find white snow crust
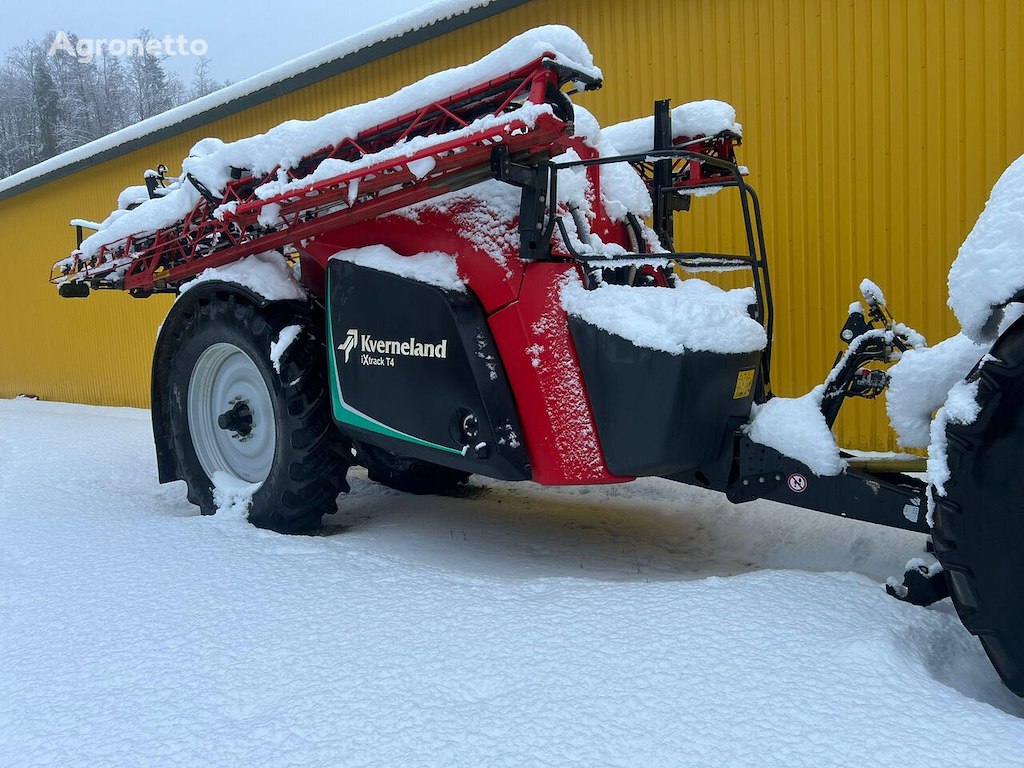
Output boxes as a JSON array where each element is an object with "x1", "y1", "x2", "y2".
[
  {"x1": 3, "y1": 397, "x2": 1023, "y2": 766},
  {"x1": 76, "y1": 179, "x2": 202, "y2": 261},
  {"x1": 407, "y1": 156, "x2": 437, "y2": 179},
  {"x1": 601, "y1": 100, "x2": 742, "y2": 157},
  {"x1": 948, "y1": 154, "x2": 1024, "y2": 342},
  {"x1": 859, "y1": 277, "x2": 886, "y2": 307},
  {"x1": 561, "y1": 274, "x2": 765, "y2": 355},
  {"x1": 743, "y1": 330, "x2": 903, "y2": 476},
  {"x1": 270, "y1": 325, "x2": 303, "y2": 374},
  {"x1": 68, "y1": 218, "x2": 103, "y2": 230},
  {"x1": 565, "y1": 106, "x2": 655, "y2": 222},
  {"x1": 745, "y1": 386, "x2": 845, "y2": 476},
  {"x1": 395, "y1": 99, "x2": 661, "y2": 263},
  {"x1": 74, "y1": 25, "x2": 598, "y2": 260},
  {"x1": 927, "y1": 378, "x2": 982, "y2": 504},
  {"x1": 893, "y1": 321, "x2": 927, "y2": 350},
  {"x1": 177, "y1": 251, "x2": 306, "y2": 301},
  {"x1": 210, "y1": 471, "x2": 259, "y2": 521},
  {"x1": 248, "y1": 102, "x2": 555, "y2": 202},
  {"x1": 331, "y1": 245, "x2": 465, "y2": 291},
  {"x1": 116, "y1": 185, "x2": 151, "y2": 210},
  {"x1": 392, "y1": 178, "x2": 522, "y2": 276},
  {"x1": 886, "y1": 333, "x2": 988, "y2": 448}
]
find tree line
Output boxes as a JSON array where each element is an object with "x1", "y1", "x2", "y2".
[{"x1": 0, "y1": 30, "x2": 229, "y2": 179}]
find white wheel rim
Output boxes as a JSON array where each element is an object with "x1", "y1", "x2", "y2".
[{"x1": 188, "y1": 342, "x2": 276, "y2": 484}]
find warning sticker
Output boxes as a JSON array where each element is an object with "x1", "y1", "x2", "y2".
[
  {"x1": 733, "y1": 369, "x2": 756, "y2": 399},
  {"x1": 787, "y1": 473, "x2": 808, "y2": 493}
]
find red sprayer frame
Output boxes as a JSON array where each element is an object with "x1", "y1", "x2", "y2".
[{"x1": 51, "y1": 57, "x2": 584, "y2": 297}]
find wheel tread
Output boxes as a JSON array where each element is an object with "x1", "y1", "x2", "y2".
[
  {"x1": 156, "y1": 290, "x2": 350, "y2": 534},
  {"x1": 934, "y1": 317, "x2": 1024, "y2": 696}
]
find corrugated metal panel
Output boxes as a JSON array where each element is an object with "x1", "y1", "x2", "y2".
[
  {"x1": 2, "y1": 0, "x2": 1022, "y2": 450},
  {"x1": 562, "y1": 0, "x2": 1024, "y2": 450}
]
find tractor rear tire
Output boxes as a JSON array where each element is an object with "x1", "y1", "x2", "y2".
[
  {"x1": 355, "y1": 441, "x2": 470, "y2": 496},
  {"x1": 933, "y1": 316, "x2": 1024, "y2": 696},
  {"x1": 160, "y1": 290, "x2": 351, "y2": 533}
]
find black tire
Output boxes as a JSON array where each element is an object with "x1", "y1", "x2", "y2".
[
  {"x1": 355, "y1": 441, "x2": 470, "y2": 496},
  {"x1": 933, "y1": 316, "x2": 1024, "y2": 696},
  {"x1": 159, "y1": 290, "x2": 350, "y2": 533}
]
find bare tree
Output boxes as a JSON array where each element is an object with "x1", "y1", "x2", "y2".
[{"x1": 191, "y1": 56, "x2": 230, "y2": 100}]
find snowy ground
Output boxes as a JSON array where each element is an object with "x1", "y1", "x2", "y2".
[{"x1": 2, "y1": 398, "x2": 1023, "y2": 767}]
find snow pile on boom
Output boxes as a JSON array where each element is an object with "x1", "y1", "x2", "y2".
[
  {"x1": 601, "y1": 99, "x2": 742, "y2": 155},
  {"x1": 51, "y1": 26, "x2": 602, "y2": 294},
  {"x1": 53, "y1": 18, "x2": 756, "y2": 305}
]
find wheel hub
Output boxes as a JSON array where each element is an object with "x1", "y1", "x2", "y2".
[
  {"x1": 217, "y1": 399, "x2": 254, "y2": 440},
  {"x1": 187, "y1": 342, "x2": 276, "y2": 484}
]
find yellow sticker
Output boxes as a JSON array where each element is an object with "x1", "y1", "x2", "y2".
[{"x1": 733, "y1": 369, "x2": 756, "y2": 399}]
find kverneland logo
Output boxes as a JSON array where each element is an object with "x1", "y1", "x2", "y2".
[
  {"x1": 338, "y1": 328, "x2": 448, "y2": 364},
  {"x1": 339, "y1": 329, "x2": 358, "y2": 363}
]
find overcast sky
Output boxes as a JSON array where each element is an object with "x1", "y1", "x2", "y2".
[{"x1": 0, "y1": 0, "x2": 429, "y2": 84}]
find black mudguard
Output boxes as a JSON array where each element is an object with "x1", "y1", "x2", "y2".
[
  {"x1": 568, "y1": 315, "x2": 761, "y2": 477},
  {"x1": 326, "y1": 259, "x2": 530, "y2": 481}
]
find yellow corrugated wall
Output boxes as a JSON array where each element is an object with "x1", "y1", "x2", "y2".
[{"x1": 1, "y1": 0, "x2": 1021, "y2": 449}]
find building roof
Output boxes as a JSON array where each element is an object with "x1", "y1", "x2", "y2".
[{"x1": 0, "y1": 0, "x2": 531, "y2": 202}]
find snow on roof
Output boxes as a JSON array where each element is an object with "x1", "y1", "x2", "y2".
[{"x1": 0, "y1": 0, "x2": 529, "y2": 200}]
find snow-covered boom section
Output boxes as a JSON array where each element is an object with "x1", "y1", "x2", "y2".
[{"x1": 52, "y1": 31, "x2": 602, "y2": 297}]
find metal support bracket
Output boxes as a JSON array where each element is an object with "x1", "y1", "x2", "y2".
[
  {"x1": 728, "y1": 437, "x2": 930, "y2": 534},
  {"x1": 490, "y1": 145, "x2": 551, "y2": 261},
  {"x1": 652, "y1": 99, "x2": 675, "y2": 251}
]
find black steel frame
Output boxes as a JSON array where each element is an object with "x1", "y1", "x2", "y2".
[{"x1": 491, "y1": 140, "x2": 775, "y2": 399}]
